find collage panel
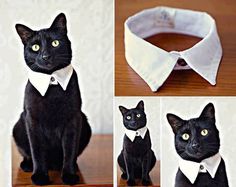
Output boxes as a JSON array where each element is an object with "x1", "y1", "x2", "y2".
[
  {"x1": 161, "y1": 97, "x2": 236, "y2": 187},
  {"x1": 114, "y1": 97, "x2": 160, "y2": 186},
  {"x1": 115, "y1": 0, "x2": 236, "y2": 96},
  {"x1": 0, "y1": 0, "x2": 113, "y2": 186}
]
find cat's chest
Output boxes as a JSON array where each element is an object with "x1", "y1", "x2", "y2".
[
  {"x1": 176, "y1": 159, "x2": 228, "y2": 187},
  {"x1": 28, "y1": 86, "x2": 75, "y2": 106},
  {"x1": 123, "y1": 135, "x2": 151, "y2": 157},
  {"x1": 24, "y1": 76, "x2": 81, "y2": 122},
  {"x1": 178, "y1": 171, "x2": 224, "y2": 187}
]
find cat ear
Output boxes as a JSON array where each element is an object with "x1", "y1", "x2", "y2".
[
  {"x1": 136, "y1": 100, "x2": 144, "y2": 111},
  {"x1": 166, "y1": 113, "x2": 184, "y2": 134},
  {"x1": 119, "y1": 106, "x2": 128, "y2": 115},
  {"x1": 199, "y1": 103, "x2": 215, "y2": 122},
  {"x1": 15, "y1": 24, "x2": 34, "y2": 45},
  {"x1": 50, "y1": 13, "x2": 67, "y2": 34}
]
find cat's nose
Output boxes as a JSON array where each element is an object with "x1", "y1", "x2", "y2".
[
  {"x1": 192, "y1": 143, "x2": 200, "y2": 150},
  {"x1": 42, "y1": 54, "x2": 51, "y2": 61}
]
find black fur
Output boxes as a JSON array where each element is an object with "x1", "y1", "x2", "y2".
[
  {"x1": 13, "y1": 13, "x2": 91, "y2": 185},
  {"x1": 117, "y1": 100, "x2": 156, "y2": 186},
  {"x1": 167, "y1": 103, "x2": 228, "y2": 187}
]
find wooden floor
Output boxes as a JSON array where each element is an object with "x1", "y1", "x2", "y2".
[
  {"x1": 115, "y1": 0, "x2": 236, "y2": 96},
  {"x1": 12, "y1": 135, "x2": 113, "y2": 187},
  {"x1": 117, "y1": 161, "x2": 160, "y2": 187}
]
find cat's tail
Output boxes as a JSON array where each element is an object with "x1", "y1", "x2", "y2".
[{"x1": 78, "y1": 112, "x2": 92, "y2": 156}]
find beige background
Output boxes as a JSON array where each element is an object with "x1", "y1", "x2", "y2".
[
  {"x1": 161, "y1": 97, "x2": 236, "y2": 187},
  {"x1": 0, "y1": 0, "x2": 113, "y2": 186}
]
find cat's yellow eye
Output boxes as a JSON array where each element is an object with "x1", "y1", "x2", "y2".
[
  {"x1": 52, "y1": 40, "x2": 60, "y2": 47},
  {"x1": 182, "y1": 133, "x2": 190, "y2": 141},
  {"x1": 32, "y1": 44, "x2": 40, "y2": 51},
  {"x1": 201, "y1": 129, "x2": 208, "y2": 136},
  {"x1": 126, "y1": 116, "x2": 131, "y2": 120},
  {"x1": 136, "y1": 114, "x2": 141, "y2": 118}
]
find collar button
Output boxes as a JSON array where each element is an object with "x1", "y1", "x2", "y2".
[
  {"x1": 177, "y1": 58, "x2": 187, "y2": 66},
  {"x1": 136, "y1": 132, "x2": 139, "y2": 136},
  {"x1": 51, "y1": 77, "x2": 55, "y2": 82},
  {"x1": 200, "y1": 165, "x2": 204, "y2": 170}
]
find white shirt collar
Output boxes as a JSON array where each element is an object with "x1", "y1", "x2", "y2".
[
  {"x1": 125, "y1": 126, "x2": 148, "y2": 142},
  {"x1": 125, "y1": 6, "x2": 222, "y2": 92},
  {"x1": 28, "y1": 64, "x2": 73, "y2": 96},
  {"x1": 178, "y1": 153, "x2": 222, "y2": 184}
]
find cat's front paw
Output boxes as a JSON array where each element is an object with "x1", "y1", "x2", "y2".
[
  {"x1": 142, "y1": 175, "x2": 151, "y2": 186},
  {"x1": 127, "y1": 179, "x2": 136, "y2": 186},
  {"x1": 62, "y1": 173, "x2": 80, "y2": 185},
  {"x1": 31, "y1": 172, "x2": 50, "y2": 185},
  {"x1": 20, "y1": 159, "x2": 33, "y2": 172},
  {"x1": 142, "y1": 178, "x2": 151, "y2": 186},
  {"x1": 121, "y1": 172, "x2": 127, "y2": 180}
]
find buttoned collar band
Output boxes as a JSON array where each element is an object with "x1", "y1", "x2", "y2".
[
  {"x1": 125, "y1": 126, "x2": 148, "y2": 142},
  {"x1": 124, "y1": 6, "x2": 222, "y2": 92},
  {"x1": 178, "y1": 153, "x2": 221, "y2": 184},
  {"x1": 28, "y1": 64, "x2": 73, "y2": 96}
]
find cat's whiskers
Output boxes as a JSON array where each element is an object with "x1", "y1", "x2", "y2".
[{"x1": 30, "y1": 64, "x2": 40, "y2": 71}]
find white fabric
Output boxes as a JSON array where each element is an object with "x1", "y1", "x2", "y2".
[
  {"x1": 28, "y1": 64, "x2": 73, "y2": 96},
  {"x1": 124, "y1": 6, "x2": 222, "y2": 92},
  {"x1": 178, "y1": 153, "x2": 222, "y2": 184},
  {"x1": 125, "y1": 126, "x2": 148, "y2": 142}
]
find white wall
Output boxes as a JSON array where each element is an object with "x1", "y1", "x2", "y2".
[
  {"x1": 0, "y1": 0, "x2": 113, "y2": 186},
  {"x1": 161, "y1": 97, "x2": 236, "y2": 187},
  {"x1": 114, "y1": 97, "x2": 161, "y2": 186}
]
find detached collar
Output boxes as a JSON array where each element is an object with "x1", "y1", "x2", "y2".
[
  {"x1": 28, "y1": 64, "x2": 73, "y2": 96},
  {"x1": 125, "y1": 6, "x2": 222, "y2": 92},
  {"x1": 178, "y1": 153, "x2": 221, "y2": 184},
  {"x1": 125, "y1": 126, "x2": 148, "y2": 142}
]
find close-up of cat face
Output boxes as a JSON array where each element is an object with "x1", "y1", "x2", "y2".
[
  {"x1": 167, "y1": 103, "x2": 220, "y2": 162},
  {"x1": 119, "y1": 100, "x2": 147, "y2": 130},
  {"x1": 15, "y1": 13, "x2": 72, "y2": 74}
]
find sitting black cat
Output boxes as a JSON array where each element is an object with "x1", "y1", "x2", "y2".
[
  {"x1": 167, "y1": 103, "x2": 229, "y2": 187},
  {"x1": 13, "y1": 13, "x2": 91, "y2": 185},
  {"x1": 117, "y1": 100, "x2": 156, "y2": 186}
]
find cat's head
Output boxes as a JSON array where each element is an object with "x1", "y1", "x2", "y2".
[
  {"x1": 119, "y1": 100, "x2": 147, "y2": 130},
  {"x1": 166, "y1": 103, "x2": 220, "y2": 162},
  {"x1": 15, "y1": 13, "x2": 72, "y2": 74}
]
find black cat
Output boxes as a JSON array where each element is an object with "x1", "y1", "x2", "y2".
[
  {"x1": 13, "y1": 13, "x2": 91, "y2": 185},
  {"x1": 117, "y1": 100, "x2": 156, "y2": 186},
  {"x1": 167, "y1": 103, "x2": 229, "y2": 187}
]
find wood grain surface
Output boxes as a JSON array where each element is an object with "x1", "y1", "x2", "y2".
[
  {"x1": 115, "y1": 0, "x2": 236, "y2": 96},
  {"x1": 117, "y1": 161, "x2": 160, "y2": 187},
  {"x1": 12, "y1": 135, "x2": 113, "y2": 187}
]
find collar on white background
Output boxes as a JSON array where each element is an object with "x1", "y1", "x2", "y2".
[
  {"x1": 28, "y1": 64, "x2": 73, "y2": 96},
  {"x1": 178, "y1": 153, "x2": 221, "y2": 184},
  {"x1": 125, "y1": 126, "x2": 148, "y2": 142},
  {"x1": 124, "y1": 6, "x2": 222, "y2": 92}
]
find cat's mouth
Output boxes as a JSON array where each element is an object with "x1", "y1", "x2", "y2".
[
  {"x1": 126, "y1": 123, "x2": 144, "y2": 130},
  {"x1": 187, "y1": 151, "x2": 202, "y2": 157},
  {"x1": 186, "y1": 149, "x2": 203, "y2": 159},
  {"x1": 36, "y1": 61, "x2": 55, "y2": 70},
  {"x1": 127, "y1": 125, "x2": 138, "y2": 130}
]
